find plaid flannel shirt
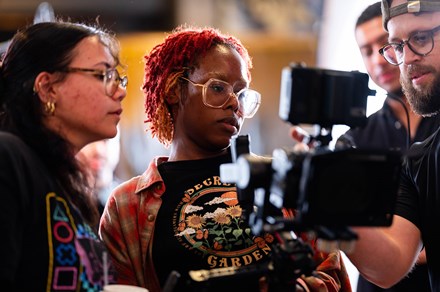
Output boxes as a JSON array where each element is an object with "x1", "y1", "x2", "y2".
[{"x1": 99, "y1": 156, "x2": 352, "y2": 292}]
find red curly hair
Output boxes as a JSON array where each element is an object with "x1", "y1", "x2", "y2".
[{"x1": 142, "y1": 24, "x2": 253, "y2": 147}]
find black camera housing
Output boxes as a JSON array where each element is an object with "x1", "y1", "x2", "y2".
[
  {"x1": 198, "y1": 65, "x2": 403, "y2": 291},
  {"x1": 224, "y1": 145, "x2": 401, "y2": 234},
  {"x1": 221, "y1": 65, "x2": 402, "y2": 235},
  {"x1": 279, "y1": 63, "x2": 376, "y2": 127}
]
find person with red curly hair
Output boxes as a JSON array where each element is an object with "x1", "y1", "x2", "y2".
[{"x1": 99, "y1": 24, "x2": 351, "y2": 292}]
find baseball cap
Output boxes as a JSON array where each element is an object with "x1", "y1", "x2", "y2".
[{"x1": 382, "y1": 0, "x2": 440, "y2": 31}]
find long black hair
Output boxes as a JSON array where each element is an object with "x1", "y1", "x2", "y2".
[{"x1": 0, "y1": 21, "x2": 120, "y2": 226}]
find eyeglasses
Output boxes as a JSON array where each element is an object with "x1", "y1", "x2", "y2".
[
  {"x1": 180, "y1": 77, "x2": 261, "y2": 118},
  {"x1": 62, "y1": 67, "x2": 128, "y2": 97},
  {"x1": 379, "y1": 25, "x2": 440, "y2": 65}
]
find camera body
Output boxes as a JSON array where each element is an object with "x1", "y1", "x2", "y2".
[{"x1": 224, "y1": 145, "x2": 401, "y2": 235}]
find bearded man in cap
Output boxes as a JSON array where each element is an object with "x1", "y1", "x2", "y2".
[{"x1": 348, "y1": 1, "x2": 440, "y2": 291}]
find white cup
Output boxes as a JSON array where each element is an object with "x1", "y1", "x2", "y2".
[{"x1": 102, "y1": 284, "x2": 149, "y2": 292}]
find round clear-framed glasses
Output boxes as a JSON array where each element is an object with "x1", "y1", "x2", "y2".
[
  {"x1": 61, "y1": 67, "x2": 128, "y2": 97},
  {"x1": 379, "y1": 25, "x2": 440, "y2": 65},
  {"x1": 180, "y1": 77, "x2": 261, "y2": 118}
]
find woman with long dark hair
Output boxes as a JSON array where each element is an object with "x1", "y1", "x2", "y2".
[{"x1": 0, "y1": 21, "x2": 127, "y2": 291}]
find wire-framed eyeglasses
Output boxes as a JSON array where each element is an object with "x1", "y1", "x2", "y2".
[
  {"x1": 180, "y1": 77, "x2": 261, "y2": 118},
  {"x1": 379, "y1": 25, "x2": 440, "y2": 65},
  {"x1": 62, "y1": 67, "x2": 128, "y2": 97}
]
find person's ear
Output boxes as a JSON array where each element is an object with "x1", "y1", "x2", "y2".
[
  {"x1": 33, "y1": 72, "x2": 56, "y2": 104},
  {"x1": 166, "y1": 94, "x2": 179, "y2": 105},
  {"x1": 165, "y1": 84, "x2": 181, "y2": 105},
  {"x1": 34, "y1": 72, "x2": 58, "y2": 115}
]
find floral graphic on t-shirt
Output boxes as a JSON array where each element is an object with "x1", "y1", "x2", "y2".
[{"x1": 174, "y1": 186, "x2": 273, "y2": 266}]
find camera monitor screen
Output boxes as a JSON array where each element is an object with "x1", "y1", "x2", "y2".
[{"x1": 279, "y1": 65, "x2": 376, "y2": 128}]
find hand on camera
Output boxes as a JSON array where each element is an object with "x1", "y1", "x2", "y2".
[{"x1": 290, "y1": 126, "x2": 312, "y2": 152}]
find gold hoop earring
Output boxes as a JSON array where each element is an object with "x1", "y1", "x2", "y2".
[{"x1": 44, "y1": 101, "x2": 56, "y2": 116}]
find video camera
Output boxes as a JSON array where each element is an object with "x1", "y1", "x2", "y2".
[
  {"x1": 186, "y1": 64, "x2": 403, "y2": 292},
  {"x1": 221, "y1": 63, "x2": 402, "y2": 239}
]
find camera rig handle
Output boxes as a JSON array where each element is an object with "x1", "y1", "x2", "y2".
[{"x1": 231, "y1": 134, "x2": 251, "y2": 162}]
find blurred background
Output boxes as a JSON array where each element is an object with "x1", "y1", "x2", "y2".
[
  {"x1": 0, "y1": 0, "x2": 383, "y2": 289},
  {"x1": 0, "y1": 0, "x2": 382, "y2": 181}
]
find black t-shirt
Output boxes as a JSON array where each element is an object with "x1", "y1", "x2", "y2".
[
  {"x1": 153, "y1": 153, "x2": 273, "y2": 291},
  {"x1": 397, "y1": 127, "x2": 440, "y2": 292},
  {"x1": 341, "y1": 101, "x2": 440, "y2": 151},
  {"x1": 0, "y1": 131, "x2": 116, "y2": 291}
]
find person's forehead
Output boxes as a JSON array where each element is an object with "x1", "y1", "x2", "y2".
[
  {"x1": 191, "y1": 45, "x2": 248, "y2": 81},
  {"x1": 356, "y1": 17, "x2": 387, "y2": 45}
]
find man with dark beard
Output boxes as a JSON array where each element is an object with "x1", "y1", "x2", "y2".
[
  {"x1": 346, "y1": 1, "x2": 440, "y2": 292},
  {"x1": 340, "y1": 1, "x2": 439, "y2": 153},
  {"x1": 399, "y1": 43, "x2": 440, "y2": 116},
  {"x1": 339, "y1": 2, "x2": 437, "y2": 292}
]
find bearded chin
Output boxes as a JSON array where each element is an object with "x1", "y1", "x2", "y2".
[{"x1": 401, "y1": 73, "x2": 440, "y2": 117}]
